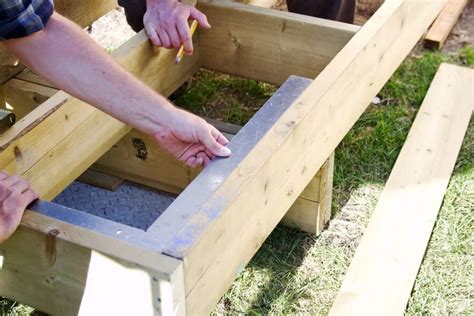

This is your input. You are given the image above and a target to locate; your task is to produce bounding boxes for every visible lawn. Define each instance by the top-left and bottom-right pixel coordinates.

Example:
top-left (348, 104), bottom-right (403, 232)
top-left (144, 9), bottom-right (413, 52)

top-left (1, 47), bottom-right (473, 315)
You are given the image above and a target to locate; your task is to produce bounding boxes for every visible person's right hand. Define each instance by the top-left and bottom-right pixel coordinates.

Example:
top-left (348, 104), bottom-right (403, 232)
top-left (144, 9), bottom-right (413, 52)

top-left (143, 0), bottom-right (210, 55)
top-left (153, 108), bottom-right (231, 167)
top-left (0, 172), bottom-right (38, 243)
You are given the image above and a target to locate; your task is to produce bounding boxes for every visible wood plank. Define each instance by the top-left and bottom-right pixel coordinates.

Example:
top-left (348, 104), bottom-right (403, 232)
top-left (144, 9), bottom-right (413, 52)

top-left (0, 31), bottom-right (200, 200)
top-left (198, 2), bottom-right (359, 85)
top-left (93, 129), bottom-right (200, 195)
top-left (94, 124), bottom-right (333, 234)
top-left (330, 63), bottom-right (473, 315)
top-left (3, 78), bottom-right (58, 119)
top-left (424, 0), bottom-right (469, 50)
top-left (54, 0), bottom-right (118, 29)
top-left (15, 69), bottom-right (55, 88)
top-left (283, 152), bottom-right (334, 234)
top-left (146, 1), bottom-right (446, 313)
top-left (77, 169), bottom-right (124, 191)
top-left (1, 204), bottom-right (184, 315)
top-left (245, 0), bottom-right (277, 8)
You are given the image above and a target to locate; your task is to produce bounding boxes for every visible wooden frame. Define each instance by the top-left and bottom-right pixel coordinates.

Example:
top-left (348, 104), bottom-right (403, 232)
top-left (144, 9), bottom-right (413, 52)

top-left (0, 0), bottom-right (446, 314)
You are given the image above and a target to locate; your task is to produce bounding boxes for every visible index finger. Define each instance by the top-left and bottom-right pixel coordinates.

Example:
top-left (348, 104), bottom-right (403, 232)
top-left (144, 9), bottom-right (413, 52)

top-left (177, 20), bottom-right (193, 55)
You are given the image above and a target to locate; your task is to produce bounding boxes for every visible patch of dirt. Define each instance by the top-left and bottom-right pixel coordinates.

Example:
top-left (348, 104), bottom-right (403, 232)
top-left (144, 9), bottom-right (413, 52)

top-left (442, 2), bottom-right (474, 53)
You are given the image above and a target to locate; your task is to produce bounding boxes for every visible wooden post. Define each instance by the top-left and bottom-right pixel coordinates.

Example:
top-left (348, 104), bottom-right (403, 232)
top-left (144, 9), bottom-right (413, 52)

top-left (283, 152), bottom-right (334, 234)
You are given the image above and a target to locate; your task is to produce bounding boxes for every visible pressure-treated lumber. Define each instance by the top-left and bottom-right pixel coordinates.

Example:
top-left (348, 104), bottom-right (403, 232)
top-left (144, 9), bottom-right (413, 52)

top-left (77, 169), bottom-right (124, 191)
top-left (144, 1), bottom-right (446, 313)
top-left (245, 0), bottom-right (276, 8)
top-left (3, 78), bottom-right (58, 119)
top-left (283, 153), bottom-right (334, 234)
top-left (198, 2), bottom-right (360, 85)
top-left (0, 31), bottom-right (200, 200)
top-left (330, 63), bottom-right (473, 315)
top-left (424, 0), bottom-right (469, 50)
top-left (93, 125), bottom-right (334, 234)
top-left (1, 201), bottom-right (184, 315)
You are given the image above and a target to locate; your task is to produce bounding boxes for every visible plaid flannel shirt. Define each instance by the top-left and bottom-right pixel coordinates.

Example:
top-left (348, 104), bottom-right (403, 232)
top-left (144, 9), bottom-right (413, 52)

top-left (0, 0), bottom-right (54, 40)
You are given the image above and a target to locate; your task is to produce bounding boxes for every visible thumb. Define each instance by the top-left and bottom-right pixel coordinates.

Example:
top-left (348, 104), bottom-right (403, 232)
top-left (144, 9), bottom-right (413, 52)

top-left (200, 128), bottom-right (231, 157)
top-left (190, 7), bottom-right (211, 28)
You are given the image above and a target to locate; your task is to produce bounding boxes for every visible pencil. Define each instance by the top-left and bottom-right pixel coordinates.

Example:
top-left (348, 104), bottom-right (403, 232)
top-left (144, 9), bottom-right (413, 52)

top-left (175, 20), bottom-right (199, 64)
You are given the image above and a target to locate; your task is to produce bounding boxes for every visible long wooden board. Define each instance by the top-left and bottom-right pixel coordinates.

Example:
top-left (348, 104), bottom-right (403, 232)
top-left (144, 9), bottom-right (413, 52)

top-left (424, 0), bottom-right (469, 49)
top-left (1, 203), bottom-right (184, 315)
top-left (146, 2), bottom-right (447, 313)
top-left (330, 63), bottom-right (473, 315)
top-left (93, 124), bottom-right (333, 234)
top-left (0, 31), bottom-right (200, 200)
top-left (198, 2), bottom-right (359, 85)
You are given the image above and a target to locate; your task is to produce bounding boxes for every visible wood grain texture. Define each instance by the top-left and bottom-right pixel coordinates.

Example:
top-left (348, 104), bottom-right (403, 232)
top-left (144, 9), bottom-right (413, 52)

top-left (0, 31), bottom-right (200, 200)
top-left (198, 1), bottom-right (359, 85)
top-left (94, 124), bottom-right (333, 234)
top-left (146, 1), bottom-right (446, 313)
top-left (283, 152), bottom-right (334, 234)
top-left (424, 0), bottom-right (469, 49)
top-left (330, 63), bottom-right (473, 315)
top-left (77, 169), bottom-right (124, 191)
top-left (1, 208), bottom-right (184, 315)
top-left (3, 78), bottom-right (58, 119)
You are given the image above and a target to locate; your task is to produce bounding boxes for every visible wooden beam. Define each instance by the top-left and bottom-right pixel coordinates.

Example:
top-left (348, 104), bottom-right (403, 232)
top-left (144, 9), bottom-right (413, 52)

top-left (330, 63), bottom-right (473, 315)
top-left (144, 1), bottom-right (446, 313)
top-left (1, 202), bottom-right (184, 315)
top-left (198, 2), bottom-right (359, 85)
top-left (0, 31), bottom-right (200, 200)
top-left (424, 0), bottom-right (469, 50)
top-left (244, 0), bottom-right (276, 8)
top-left (54, 0), bottom-right (118, 28)
top-left (3, 78), bottom-right (58, 119)
top-left (77, 169), bottom-right (124, 191)
top-left (93, 123), bottom-right (334, 234)
top-left (283, 152), bottom-right (334, 234)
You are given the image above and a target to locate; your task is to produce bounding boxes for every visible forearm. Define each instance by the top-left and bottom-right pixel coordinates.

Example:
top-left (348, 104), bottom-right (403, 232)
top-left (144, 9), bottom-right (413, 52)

top-left (3, 12), bottom-right (174, 135)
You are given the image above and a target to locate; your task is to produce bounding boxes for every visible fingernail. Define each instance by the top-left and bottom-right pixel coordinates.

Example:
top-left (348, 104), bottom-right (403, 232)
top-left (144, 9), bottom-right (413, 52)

top-left (218, 146), bottom-right (231, 157)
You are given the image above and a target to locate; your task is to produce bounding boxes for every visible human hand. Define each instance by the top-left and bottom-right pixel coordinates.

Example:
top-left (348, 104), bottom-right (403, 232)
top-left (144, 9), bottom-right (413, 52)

top-left (144, 0), bottom-right (210, 55)
top-left (0, 172), bottom-right (39, 243)
top-left (153, 109), bottom-right (231, 167)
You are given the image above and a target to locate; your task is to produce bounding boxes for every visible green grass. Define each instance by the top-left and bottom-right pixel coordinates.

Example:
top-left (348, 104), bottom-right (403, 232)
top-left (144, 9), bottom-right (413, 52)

top-left (2, 47), bottom-right (473, 315)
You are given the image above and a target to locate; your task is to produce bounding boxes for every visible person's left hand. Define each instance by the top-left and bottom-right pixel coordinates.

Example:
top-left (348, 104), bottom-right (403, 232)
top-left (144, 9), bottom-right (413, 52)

top-left (144, 0), bottom-right (210, 55)
top-left (153, 108), bottom-right (231, 167)
top-left (0, 172), bottom-right (39, 243)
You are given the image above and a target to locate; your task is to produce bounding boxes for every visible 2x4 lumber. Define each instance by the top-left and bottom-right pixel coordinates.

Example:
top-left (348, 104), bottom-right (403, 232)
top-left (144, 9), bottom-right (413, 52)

top-left (424, 0), bottom-right (469, 50)
top-left (198, 2), bottom-right (360, 85)
top-left (0, 31), bottom-right (200, 200)
top-left (146, 1), bottom-right (446, 313)
top-left (330, 63), bottom-right (473, 315)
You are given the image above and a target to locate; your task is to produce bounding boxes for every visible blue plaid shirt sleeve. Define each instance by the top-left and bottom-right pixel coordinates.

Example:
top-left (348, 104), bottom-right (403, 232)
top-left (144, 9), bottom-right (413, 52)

top-left (0, 0), bottom-right (54, 40)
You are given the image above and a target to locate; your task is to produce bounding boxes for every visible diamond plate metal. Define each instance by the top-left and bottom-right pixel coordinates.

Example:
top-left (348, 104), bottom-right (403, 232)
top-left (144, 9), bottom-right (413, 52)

top-left (54, 181), bottom-right (176, 230)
